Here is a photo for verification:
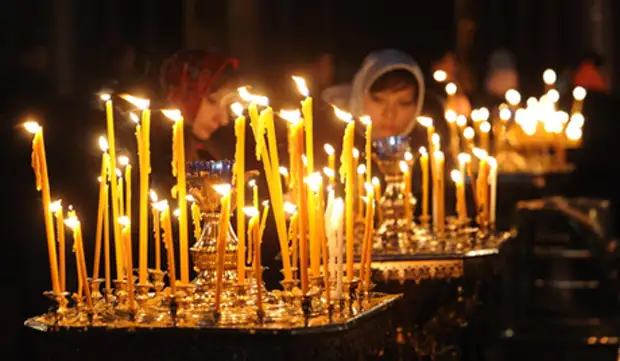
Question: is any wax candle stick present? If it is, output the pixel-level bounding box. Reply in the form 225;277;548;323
150;191;161;271
100;95;125;280
117;171;124;218
156;201;176;295
445;82;457;109
65;213;93;310
24;121;61;294
103;187;111;295
93;137;110;282
324;144;336;188
50;201;66;292
543;69;557;92
434;151;446;234
161;109;190;285
451;170;466;222
472;148;489;222
400;161;412;223
230;103;247;285
360;184;374;285
190;197;202;242
118;216;134;310
307;173;324;278
417;116;435;152
120;157;132;228
214;185;232;313
372;177;383;225
243;207;262;312
479;121;491;152
356;164;366;217
419;147;429;221
571;86;587;115
332;198;345;299
360;116;373;184
487;157;498;226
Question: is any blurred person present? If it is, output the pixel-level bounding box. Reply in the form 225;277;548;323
483;49;519;105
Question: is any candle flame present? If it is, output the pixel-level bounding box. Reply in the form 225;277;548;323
292;76;310;97
129;112;139;124
399;160;409;173
480;121;491;133
243;206;260;218
99;93;111;102
248;179;257;188
279;109;302;124
120;94;150;110
445;82;457;95
237;87;269;106
284;202;297;214
24;121;41;134
98;136;109;152
302;155;308;166
547;89;560;103
463;127;475;140
433;70;447;82
364;182;374;195
565;126;582;141
212;183;232;196
173;209;180;218
573;86;587;101
262;200;270;207
332;106;353;123
433;151;445;160
118;155;129;166
444;109;457;123
118;215;130;227
419;146;427;155
161;109;183;122
323;167;334;178
450;170;463;183
487;157;498;169
150;190;158;202
323;143;335;155
416;116;433;128
472;148;488;160
505;89;521;105
404;151;413;162
153;200;169;211
231;102;244;117
431;133;440;147
479;107;490;121
116;168;122;178
65;215;80;229
278;166;288;176
458;153;471;164
499;108;512;121
542;69;557;85
371;176;380;186
186;194;195;202
569;113;585;128
305;172;323;192
50;199;62;213
359;115;372;126
456;115;467;127
352;148;359;159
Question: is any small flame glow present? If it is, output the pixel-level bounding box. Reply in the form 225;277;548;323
237;87;269;106
445;109;457;123
212;184;232;196
279;109;302;124
333;106;353;123
292;76;309;97
130;112;139;123
416;116;433;128
153;200;169;211
24;121;41;134
505;89;521;105
323;167;334;178
118;215;130;227
161;109;183;122
371;176;380;186
399;161;409;173
243;207;260;218
419;146;427;155
404;151;413;162
445;82;457;95
118;156;129;166
543;69;557;85
98;136;109;152
231;102;244;117
472;148;488;160
150;190;158;203
50;200;62;213
357;164;366;175
464;127;475;140
99;93;111;102
456;114;467;127
359;115;371;126
433;70;447;82
450;170;463;183
284;202;297;214
324;143;335;155
480;121;491;133
65;215;80;229
573;86;587;101
120;94;150;110
458;153;471;164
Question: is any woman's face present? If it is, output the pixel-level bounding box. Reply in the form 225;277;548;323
362;86;417;139
192;86;237;140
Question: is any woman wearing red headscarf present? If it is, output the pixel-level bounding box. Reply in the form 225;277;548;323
160;49;240;161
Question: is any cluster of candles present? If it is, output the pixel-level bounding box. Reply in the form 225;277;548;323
25;75;380;318
433;68;586;164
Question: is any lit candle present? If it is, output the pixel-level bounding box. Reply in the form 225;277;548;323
65;212;93;310
213;184;232;313
50;200;66;292
155;200;176;295
150;191;161;271
100;94;124;280
479;121;491;152
93;137;110;283
119;156;131;230
463;127;475;152
122;95;151;287
324;144;336;187
360;116;372;184
472;148;489;222
372;176;383;225
231;102;247;285
571;86;587;114
161;109;190;285
356;164;366;217
400;161;412;223
118;216;134;310
190;196;202;242
433;69;447;83
360;184;375;286
24;121;60;294
416;116;435;152
103;184;111;296
244;207;262;311
434;151;446;234
333;106;356;282
306;173;323;277
505;89;521;113
445;82;457;109
542;69;557;92
279;167;290;189
487;157;498;226
117;170;124;218
293;76;314;174
419;147;429;221
332;198;345;299
451;170;466;222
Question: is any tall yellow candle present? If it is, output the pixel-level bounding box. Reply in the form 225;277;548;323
571;86;587;114
307;173;323;277
419;147;430;220
324;144;336;187
214;185;231;313
400;161;412;223
24;121;60;294
417;117;435;152
356;164;366;217
191;200;202;242
360;116;372;184
372;177;383;225
333;107;356;281
472;148;489;221
360;184;375;286
451;170;466;222
93;169;108;280
479;121;491;152
231;103;247;285
121;95;151;287
156;201;176;295
150;191;161;271
293;76;314;174
434;151;446;234
103;187;111;295
117;172;124;218
100;95;125;280
119;216;135;310
243;207;262;312
65;213;93;310
50;200;66;292
162;109;190;285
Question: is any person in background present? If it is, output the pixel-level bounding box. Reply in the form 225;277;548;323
482;49;519;106
160;49;240;162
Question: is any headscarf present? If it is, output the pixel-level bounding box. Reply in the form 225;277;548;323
160;50;238;123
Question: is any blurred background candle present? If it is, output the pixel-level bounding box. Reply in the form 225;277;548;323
150;191;161;271
50;200;65;292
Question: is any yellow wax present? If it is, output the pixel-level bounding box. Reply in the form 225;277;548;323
118;176;124;217
364;198;375;286
293;124;309;293
289;212;299;270
215;192;231;312
73;221;93;310
372;179;383;225
454;177;466;221
309;185;320;277
55;207;66;292
234;114;246;285
253;215;263;312
302;97;314;174
103;186;111;295
427;126;435;152
172;119;190;284
93;153;109;280
403;167;412;223
30;129;61;294
191;203;202;241
105;100;125;280
153;207;161;271
357;170;365;217
262;108;292;281
436;154;446;234
161;207;176;295
122;223;135;310
477;159;489;222
343;121;356;281
420;151;429;219
138;110;151;286
360;190;375;285
302;97;318;278
328;154;336;187
365;123;372;184
317;182;330;305
125;164;132;227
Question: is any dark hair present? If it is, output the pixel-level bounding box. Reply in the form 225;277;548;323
370;69;418;95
